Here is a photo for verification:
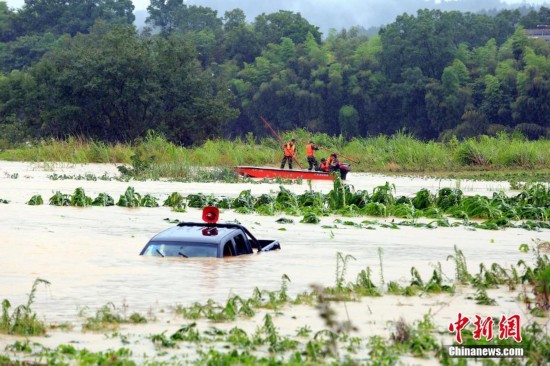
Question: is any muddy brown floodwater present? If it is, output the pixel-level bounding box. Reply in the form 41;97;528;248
0;161;547;363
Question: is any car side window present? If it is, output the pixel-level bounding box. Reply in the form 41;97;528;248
234;234;250;255
223;240;235;257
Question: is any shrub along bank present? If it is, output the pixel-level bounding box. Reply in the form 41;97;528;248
1;131;550;178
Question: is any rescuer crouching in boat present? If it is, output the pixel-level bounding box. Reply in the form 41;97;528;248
327;153;340;173
317;158;329;172
317;154;350;180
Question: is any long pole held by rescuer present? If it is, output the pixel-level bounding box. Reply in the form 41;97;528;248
295;138;359;164
259;115;303;169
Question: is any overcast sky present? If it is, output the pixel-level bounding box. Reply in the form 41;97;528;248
4;0;550;33
4;0;548;11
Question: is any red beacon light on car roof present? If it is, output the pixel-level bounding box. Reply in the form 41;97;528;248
202;206;219;224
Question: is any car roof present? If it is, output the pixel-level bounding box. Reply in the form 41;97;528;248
149;225;241;244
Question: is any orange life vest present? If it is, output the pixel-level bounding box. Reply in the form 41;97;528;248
306;143;316;157
320;161;328;172
283;142;296;157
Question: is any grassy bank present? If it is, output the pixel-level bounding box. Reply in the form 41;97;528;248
1;131;549;179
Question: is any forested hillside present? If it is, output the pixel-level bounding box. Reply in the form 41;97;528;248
1;0;550;147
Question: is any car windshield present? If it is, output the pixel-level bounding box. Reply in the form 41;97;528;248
142;242;218;258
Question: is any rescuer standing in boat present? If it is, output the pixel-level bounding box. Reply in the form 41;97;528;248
280;138;297;169
305;140;319;171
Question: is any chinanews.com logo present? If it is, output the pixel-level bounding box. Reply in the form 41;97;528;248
445;313;524;358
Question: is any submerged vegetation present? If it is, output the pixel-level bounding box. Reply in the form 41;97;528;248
2;243;549;364
22;178;550;232
1;278;50;336
2;132;550;179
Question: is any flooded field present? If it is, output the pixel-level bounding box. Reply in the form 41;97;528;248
0;161;547;363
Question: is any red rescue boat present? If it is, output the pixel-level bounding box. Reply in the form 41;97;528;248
234;164;350;181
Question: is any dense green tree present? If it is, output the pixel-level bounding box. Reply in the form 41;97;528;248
2;4;550;144
150;33;237;144
425;59;472;136
30;23;157;140
147;1;222;37
480;74;510;125
253;11;321;47
223;8;246;32
379;10;457;81
519;6;550;28
0;1;12;41
0;33;57;72
513;47;550;127
178;5;222;34
11;0;134;37
224;22;261;66
493;9;521;44
339;105;359;138
146;0;183;36
0;21;237;144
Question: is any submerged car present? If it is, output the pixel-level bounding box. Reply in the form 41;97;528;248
140;206;281;258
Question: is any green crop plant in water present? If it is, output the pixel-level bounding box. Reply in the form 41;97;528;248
150;331;178;348
518;240;550;313
44;345;135;365
19;179;550;233
49;191;71;206
353;267;381;296
370;182;396;206
70;187;92;207
26;195;43;205
275;186;302;215
362;202;387;217
1;278;50;336
169;323;202;343
4;339;33;353
447;245;473;285
333;252;356;296
367;335;401;364
163;192;184;207
248;275;291;311
254;314;299;353
92;192;114;206
82;302;147;331
140;193;159;207
116;186;141;207
187;192;218;208
390;314;438;358
390;203;420;219
232;189;255;210
300;212;320;224
296;325;312;338
471;263;512;290
472;288;497;305
178;295;256;322
422;263;454;294
326;178;354;210
163;192;186;212
436;187;463;211
412;188;435;210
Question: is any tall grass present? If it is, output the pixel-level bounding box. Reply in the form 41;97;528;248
1;131;549;175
